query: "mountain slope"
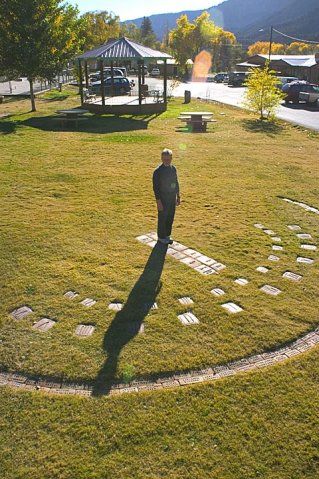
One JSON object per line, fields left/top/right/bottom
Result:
{"left": 124, "top": 0, "right": 294, "bottom": 40}
{"left": 243, "top": 0, "right": 319, "bottom": 42}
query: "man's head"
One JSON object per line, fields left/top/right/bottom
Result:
{"left": 161, "top": 148, "right": 173, "bottom": 166}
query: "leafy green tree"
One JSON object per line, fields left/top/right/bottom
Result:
{"left": 244, "top": 65, "right": 285, "bottom": 120}
{"left": 168, "top": 15, "right": 195, "bottom": 73}
{"left": 169, "top": 12, "right": 239, "bottom": 73}
{"left": 81, "top": 11, "right": 120, "bottom": 51}
{"left": 0, "top": 0, "right": 83, "bottom": 111}
{"left": 120, "top": 23, "right": 142, "bottom": 43}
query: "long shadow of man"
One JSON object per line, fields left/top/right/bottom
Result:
{"left": 93, "top": 242, "right": 167, "bottom": 396}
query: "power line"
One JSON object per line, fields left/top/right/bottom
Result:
{"left": 273, "top": 28, "right": 319, "bottom": 45}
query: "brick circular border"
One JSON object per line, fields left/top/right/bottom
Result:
{"left": 0, "top": 327, "right": 318, "bottom": 398}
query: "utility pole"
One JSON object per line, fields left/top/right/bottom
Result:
{"left": 268, "top": 25, "right": 273, "bottom": 62}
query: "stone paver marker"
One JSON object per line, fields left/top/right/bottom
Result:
{"left": 137, "top": 234, "right": 226, "bottom": 275}
{"left": 171, "top": 242, "right": 188, "bottom": 252}
{"left": 272, "top": 237, "right": 282, "bottom": 243}
{"left": 301, "top": 244, "right": 317, "bottom": 251}
{"left": 64, "top": 291, "right": 79, "bottom": 300}
{"left": 194, "top": 265, "right": 216, "bottom": 275}
{"left": 33, "top": 318, "right": 56, "bottom": 332}
{"left": 234, "top": 278, "right": 249, "bottom": 286}
{"left": 11, "top": 306, "right": 33, "bottom": 321}
{"left": 211, "top": 288, "right": 226, "bottom": 297}
{"left": 260, "top": 285, "right": 282, "bottom": 296}
{"left": 178, "top": 312, "right": 200, "bottom": 325}
{"left": 282, "top": 198, "right": 319, "bottom": 215}
{"left": 109, "top": 303, "right": 123, "bottom": 312}
{"left": 287, "top": 225, "right": 301, "bottom": 231}
{"left": 297, "top": 257, "right": 314, "bottom": 264}
{"left": 179, "top": 297, "right": 194, "bottom": 306}
{"left": 136, "top": 235, "right": 154, "bottom": 244}
{"left": 264, "top": 229, "right": 275, "bottom": 236}
{"left": 81, "top": 298, "right": 96, "bottom": 307}
{"left": 144, "top": 302, "right": 158, "bottom": 311}
{"left": 268, "top": 255, "right": 280, "bottom": 262}
{"left": 254, "top": 224, "right": 265, "bottom": 229}
{"left": 272, "top": 245, "right": 283, "bottom": 251}
{"left": 75, "top": 324, "right": 95, "bottom": 337}
{"left": 297, "top": 233, "right": 312, "bottom": 240}
{"left": 211, "top": 263, "right": 226, "bottom": 272}
{"left": 256, "top": 266, "right": 269, "bottom": 273}
{"left": 283, "top": 271, "right": 303, "bottom": 282}
{"left": 127, "top": 322, "right": 145, "bottom": 334}
{"left": 221, "top": 302, "right": 243, "bottom": 314}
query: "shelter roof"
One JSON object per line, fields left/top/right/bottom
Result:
{"left": 78, "top": 37, "right": 172, "bottom": 61}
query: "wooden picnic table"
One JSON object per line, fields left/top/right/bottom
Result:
{"left": 56, "top": 109, "right": 89, "bottom": 128}
{"left": 178, "top": 111, "right": 216, "bottom": 132}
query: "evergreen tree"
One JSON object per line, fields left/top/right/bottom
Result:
{"left": 139, "top": 17, "right": 157, "bottom": 48}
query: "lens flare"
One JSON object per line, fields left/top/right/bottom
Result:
{"left": 191, "top": 50, "right": 212, "bottom": 82}
{"left": 179, "top": 143, "right": 187, "bottom": 151}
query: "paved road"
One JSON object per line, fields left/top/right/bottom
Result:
{"left": 2, "top": 75, "right": 319, "bottom": 131}
{"left": 0, "top": 77, "right": 71, "bottom": 96}
{"left": 144, "top": 76, "right": 319, "bottom": 132}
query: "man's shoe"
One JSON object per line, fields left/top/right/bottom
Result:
{"left": 158, "top": 237, "right": 169, "bottom": 244}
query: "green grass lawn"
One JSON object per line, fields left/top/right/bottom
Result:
{"left": 1, "top": 351, "right": 318, "bottom": 478}
{"left": 0, "top": 87, "right": 318, "bottom": 384}
{"left": 0, "top": 87, "right": 319, "bottom": 478}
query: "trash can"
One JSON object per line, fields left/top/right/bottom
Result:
{"left": 184, "top": 90, "right": 191, "bottom": 104}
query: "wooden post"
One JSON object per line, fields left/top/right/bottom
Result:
{"left": 84, "top": 61, "right": 89, "bottom": 89}
{"left": 163, "top": 59, "right": 168, "bottom": 104}
{"left": 78, "top": 59, "right": 84, "bottom": 105}
{"left": 138, "top": 62, "right": 142, "bottom": 107}
{"left": 100, "top": 60, "right": 105, "bottom": 107}
{"left": 111, "top": 60, "right": 115, "bottom": 97}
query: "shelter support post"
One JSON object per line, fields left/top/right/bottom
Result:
{"left": 84, "top": 61, "right": 89, "bottom": 89}
{"left": 111, "top": 60, "right": 115, "bottom": 97}
{"left": 142, "top": 60, "right": 145, "bottom": 84}
{"left": 78, "top": 59, "right": 84, "bottom": 105}
{"left": 100, "top": 60, "right": 106, "bottom": 107}
{"left": 138, "top": 61, "right": 142, "bottom": 107}
{"left": 163, "top": 59, "right": 168, "bottom": 104}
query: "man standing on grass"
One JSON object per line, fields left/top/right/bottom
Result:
{"left": 153, "top": 148, "right": 180, "bottom": 245}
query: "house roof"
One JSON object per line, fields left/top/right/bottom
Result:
{"left": 78, "top": 37, "right": 172, "bottom": 61}
{"left": 157, "top": 58, "right": 194, "bottom": 65}
{"left": 237, "top": 62, "right": 260, "bottom": 68}
{"left": 252, "top": 54, "right": 317, "bottom": 68}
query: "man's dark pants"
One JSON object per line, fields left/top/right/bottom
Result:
{"left": 157, "top": 196, "right": 176, "bottom": 239}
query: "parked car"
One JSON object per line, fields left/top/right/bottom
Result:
{"left": 89, "top": 68, "right": 124, "bottom": 83}
{"left": 90, "top": 76, "right": 132, "bottom": 95}
{"left": 150, "top": 68, "right": 160, "bottom": 77}
{"left": 213, "top": 72, "right": 229, "bottom": 83}
{"left": 228, "top": 72, "right": 249, "bottom": 87}
{"left": 277, "top": 76, "right": 299, "bottom": 88}
{"left": 282, "top": 81, "right": 319, "bottom": 104}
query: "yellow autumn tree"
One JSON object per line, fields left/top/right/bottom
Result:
{"left": 248, "top": 42, "right": 286, "bottom": 56}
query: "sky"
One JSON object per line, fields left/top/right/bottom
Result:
{"left": 71, "top": 0, "right": 221, "bottom": 21}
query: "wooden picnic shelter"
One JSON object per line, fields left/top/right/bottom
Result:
{"left": 77, "top": 37, "right": 172, "bottom": 115}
